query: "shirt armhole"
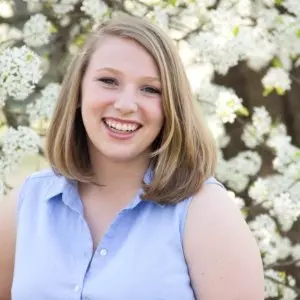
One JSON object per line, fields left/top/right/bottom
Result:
{"left": 179, "top": 177, "right": 225, "bottom": 243}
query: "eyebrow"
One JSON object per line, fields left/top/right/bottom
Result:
{"left": 95, "top": 67, "right": 161, "bottom": 83}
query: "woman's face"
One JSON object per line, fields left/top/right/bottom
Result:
{"left": 81, "top": 36, "right": 164, "bottom": 163}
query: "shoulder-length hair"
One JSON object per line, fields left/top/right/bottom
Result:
{"left": 46, "top": 14, "right": 217, "bottom": 204}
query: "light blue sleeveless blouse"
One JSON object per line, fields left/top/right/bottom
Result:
{"left": 12, "top": 168, "right": 223, "bottom": 300}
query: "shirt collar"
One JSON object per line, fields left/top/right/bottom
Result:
{"left": 43, "top": 173, "right": 71, "bottom": 202}
{"left": 44, "top": 166, "right": 156, "bottom": 209}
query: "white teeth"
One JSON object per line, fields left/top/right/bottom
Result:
{"left": 104, "top": 119, "right": 139, "bottom": 132}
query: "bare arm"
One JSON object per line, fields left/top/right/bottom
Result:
{"left": 0, "top": 190, "right": 18, "bottom": 300}
{"left": 184, "top": 184, "right": 265, "bottom": 300}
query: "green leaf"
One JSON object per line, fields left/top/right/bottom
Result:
{"left": 276, "top": 16, "right": 283, "bottom": 24}
{"left": 296, "top": 29, "right": 300, "bottom": 38}
{"left": 236, "top": 106, "right": 249, "bottom": 117}
{"left": 275, "top": 0, "right": 283, "bottom": 5}
{"left": 241, "top": 208, "right": 248, "bottom": 218}
{"left": 232, "top": 26, "right": 239, "bottom": 37}
{"left": 74, "top": 35, "right": 86, "bottom": 47}
{"left": 263, "top": 87, "right": 273, "bottom": 97}
{"left": 43, "top": 52, "right": 49, "bottom": 60}
{"left": 168, "top": 0, "right": 177, "bottom": 6}
{"left": 272, "top": 57, "right": 282, "bottom": 68}
{"left": 279, "top": 272, "right": 286, "bottom": 280}
{"left": 275, "top": 86, "right": 285, "bottom": 95}
{"left": 26, "top": 53, "right": 32, "bottom": 62}
{"left": 50, "top": 24, "right": 57, "bottom": 33}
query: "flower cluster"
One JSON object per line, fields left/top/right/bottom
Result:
{"left": 262, "top": 67, "right": 291, "bottom": 96}
{"left": 215, "top": 89, "right": 243, "bottom": 123}
{"left": 241, "top": 106, "right": 272, "bottom": 148}
{"left": 23, "top": 13, "right": 55, "bottom": 47}
{"left": 0, "top": 126, "right": 40, "bottom": 195}
{"left": 217, "top": 150, "right": 262, "bottom": 193}
{"left": 0, "top": 46, "right": 42, "bottom": 102}
{"left": 81, "top": 0, "right": 109, "bottom": 22}
{"left": 27, "top": 83, "right": 61, "bottom": 123}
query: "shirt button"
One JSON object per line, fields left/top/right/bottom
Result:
{"left": 99, "top": 248, "right": 108, "bottom": 256}
{"left": 74, "top": 284, "right": 80, "bottom": 292}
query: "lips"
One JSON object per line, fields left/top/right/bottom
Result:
{"left": 102, "top": 118, "right": 141, "bottom": 133}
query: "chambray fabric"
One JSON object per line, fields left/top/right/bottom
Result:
{"left": 12, "top": 168, "right": 223, "bottom": 300}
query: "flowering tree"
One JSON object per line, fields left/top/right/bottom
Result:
{"left": 1, "top": 0, "right": 300, "bottom": 298}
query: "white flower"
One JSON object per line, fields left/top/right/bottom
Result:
{"left": 52, "top": 0, "right": 79, "bottom": 15}
{"left": 241, "top": 123, "right": 263, "bottom": 148}
{"left": 215, "top": 89, "right": 243, "bottom": 123}
{"left": 249, "top": 214, "right": 277, "bottom": 239}
{"left": 227, "top": 172, "right": 249, "bottom": 193}
{"left": 194, "top": 32, "right": 242, "bottom": 75}
{"left": 252, "top": 106, "right": 272, "bottom": 135}
{"left": 153, "top": 7, "right": 169, "bottom": 29}
{"left": 196, "top": 0, "right": 217, "bottom": 7}
{"left": 262, "top": 67, "right": 291, "bottom": 95}
{"left": 284, "top": 161, "right": 300, "bottom": 181}
{"left": 81, "top": 0, "right": 108, "bottom": 22}
{"left": 249, "top": 215, "right": 284, "bottom": 265}
{"left": 282, "top": 286, "right": 297, "bottom": 300}
{"left": 0, "top": 178, "right": 4, "bottom": 197}
{"left": 248, "top": 178, "right": 270, "bottom": 206}
{"left": 264, "top": 269, "right": 282, "bottom": 298}
{"left": 207, "top": 116, "right": 230, "bottom": 148}
{"left": 271, "top": 192, "right": 300, "bottom": 231}
{"left": 295, "top": 56, "right": 300, "bottom": 68}
{"left": 244, "top": 27, "right": 276, "bottom": 71}
{"left": 0, "top": 46, "right": 42, "bottom": 101}
{"left": 27, "top": 83, "right": 61, "bottom": 123}
{"left": 282, "top": 0, "right": 300, "bottom": 17}
{"left": 233, "top": 151, "right": 262, "bottom": 176}
{"left": 275, "top": 236, "right": 292, "bottom": 260}
{"left": 0, "top": 88, "right": 6, "bottom": 107}
{"left": 262, "top": 0, "right": 275, "bottom": 7}
{"left": 273, "top": 144, "right": 299, "bottom": 173}
{"left": 236, "top": 0, "right": 253, "bottom": 17}
{"left": 227, "top": 190, "right": 245, "bottom": 210}
{"left": 267, "top": 123, "right": 290, "bottom": 151}
{"left": 216, "top": 151, "right": 261, "bottom": 193}
{"left": 23, "top": 14, "right": 54, "bottom": 47}
{"left": 291, "top": 244, "right": 300, "bottom": 261}
{"left": 1, "top": 126, "right": 40, "bottom": 173}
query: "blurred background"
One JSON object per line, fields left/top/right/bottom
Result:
{"left": 1, "top": 0, "right": 300, "bottom": 299}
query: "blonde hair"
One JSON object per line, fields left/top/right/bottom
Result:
{"left": 46, "top": 14, "right": 217, "bottom": 204}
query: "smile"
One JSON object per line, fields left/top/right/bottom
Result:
{"left": 102, "top": 118, "right": 141, "bottom": 133}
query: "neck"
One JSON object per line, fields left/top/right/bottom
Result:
{"left": 89, "top": 152, "right": 150, "bottom": 192}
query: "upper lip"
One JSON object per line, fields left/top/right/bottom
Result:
{"left": 103, "top": 117, "right": 142, "bottom": 126}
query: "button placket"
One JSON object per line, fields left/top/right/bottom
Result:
{"left": 74, "top": 284, "right": 81, "bottom": 292}
{"left": 99, "top": 248, "right": 108, "bottom": 256}
{"left": 94, "top": 211, "right": 125, "bottom": 259}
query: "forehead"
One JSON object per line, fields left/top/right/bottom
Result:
{"left": 87, "top": 36, "right": 160, "bottom": 77}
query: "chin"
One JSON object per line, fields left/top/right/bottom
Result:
{"left": 99, "top": 147, "right": 148, "bottom": 163}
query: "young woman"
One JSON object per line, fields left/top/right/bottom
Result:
{"left": 0, "top": 15, "right": 264, "bottom": 300}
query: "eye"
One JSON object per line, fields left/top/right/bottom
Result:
{"left": 142, "top": 86, "right": 161, "bottom": 94}
{"left": 98, "top": 77, "right": 118, "bottom": 86}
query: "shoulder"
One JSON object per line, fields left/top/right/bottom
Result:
{"left": 0, "top": 188, "right": 20, "bottom": 297}
{"left": 25, "top": 167, "right": 61, "bottom": 181}
{"left": 183, "top": 183, "right": 264, "bottom": 300}
{"left": 19, "top": 168, "right": 67, "bottom": 200}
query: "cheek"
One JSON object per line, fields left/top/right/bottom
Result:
{"left": 81, "top": 83, "right": 112, "bottom": 110}
{"left": 148, "top": 100, "right": 164, "bottom": 127}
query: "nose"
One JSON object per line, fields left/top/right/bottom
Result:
{"left": 113, "top": 87, "right": 138, "bottom": 115}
